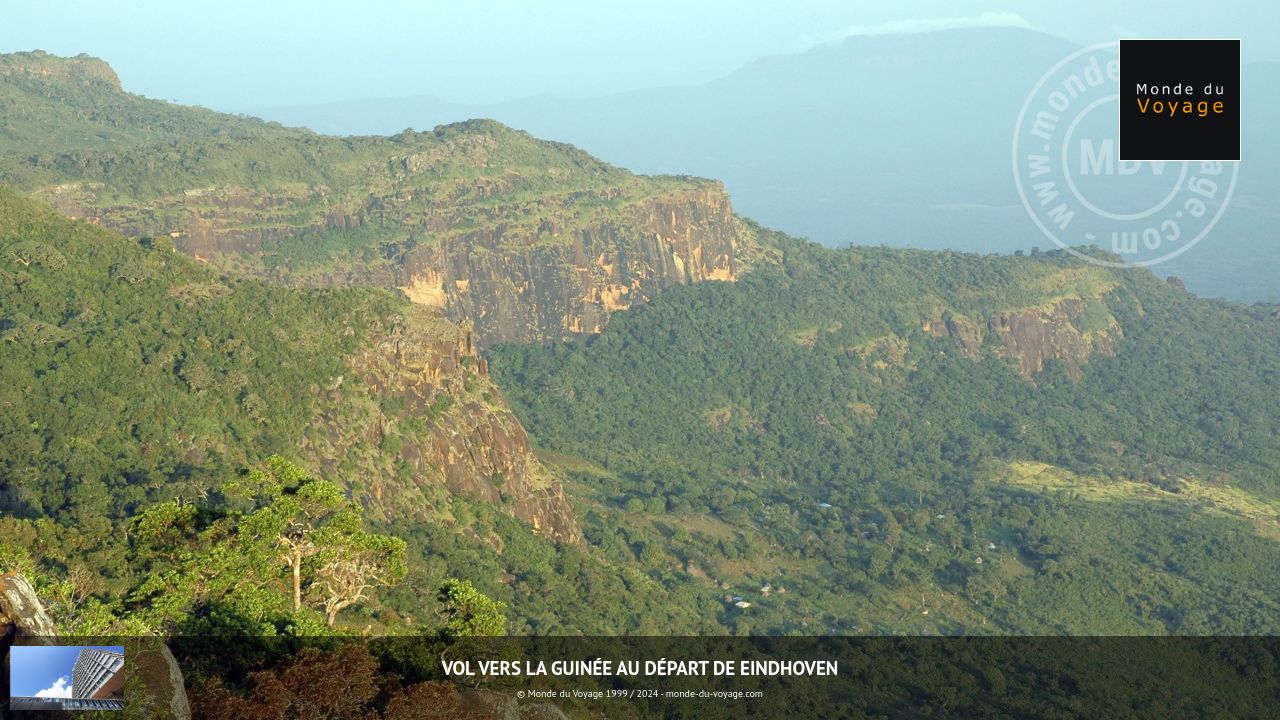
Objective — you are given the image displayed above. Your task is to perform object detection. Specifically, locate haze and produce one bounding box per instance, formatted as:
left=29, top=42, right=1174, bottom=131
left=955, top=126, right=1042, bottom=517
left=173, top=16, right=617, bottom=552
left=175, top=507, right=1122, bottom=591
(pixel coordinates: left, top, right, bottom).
left=1, top=1, right=1276, bottom=109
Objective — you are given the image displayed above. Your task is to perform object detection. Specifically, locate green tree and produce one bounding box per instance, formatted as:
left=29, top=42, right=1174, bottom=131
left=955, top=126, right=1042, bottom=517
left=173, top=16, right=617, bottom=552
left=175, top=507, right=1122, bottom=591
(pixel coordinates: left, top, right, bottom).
left=125, top=457, right=408, bottom=632
left=312, top=516, right=407, bottom=627
left=230, top=455, right=408, bottom=627
left=238, top=456, right=349, bottom=613
left=436, top=578, right=507, bottom=639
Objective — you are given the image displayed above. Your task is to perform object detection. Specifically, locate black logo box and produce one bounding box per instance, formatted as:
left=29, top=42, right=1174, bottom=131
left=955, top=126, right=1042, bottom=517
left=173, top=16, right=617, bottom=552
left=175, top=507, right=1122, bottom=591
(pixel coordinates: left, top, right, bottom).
left=1119, top=39, right=1241, bottom=161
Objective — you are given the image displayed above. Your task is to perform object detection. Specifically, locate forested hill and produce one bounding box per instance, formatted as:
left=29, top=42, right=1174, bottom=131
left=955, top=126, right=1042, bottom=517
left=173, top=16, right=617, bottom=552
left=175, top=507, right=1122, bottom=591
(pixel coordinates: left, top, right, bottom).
left=0, top=182, right=578, bottom=535
left=491, top=226, right=1280, bottom=634
left=0, top=50, right=749, bottom=347
left=0, top=185, right=738, bottom=635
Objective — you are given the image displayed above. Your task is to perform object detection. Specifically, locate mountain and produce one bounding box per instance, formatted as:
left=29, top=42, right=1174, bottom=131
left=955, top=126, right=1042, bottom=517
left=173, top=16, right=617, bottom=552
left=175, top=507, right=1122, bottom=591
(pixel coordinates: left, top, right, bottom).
left=491, top=225, right=1280, bottom=634
left=4, top=44, right=1279, bottom=639
left=257, top=28, right=1280, bottom=303
left=0, top=185, right=740, bottom=634
left=0, top=51, right=749, bottom=348
left=261, top=28, right=1074, bottom=238
left=4, top=174, right=1278, bottom=637
left=0, top=180, right=583, bottom=538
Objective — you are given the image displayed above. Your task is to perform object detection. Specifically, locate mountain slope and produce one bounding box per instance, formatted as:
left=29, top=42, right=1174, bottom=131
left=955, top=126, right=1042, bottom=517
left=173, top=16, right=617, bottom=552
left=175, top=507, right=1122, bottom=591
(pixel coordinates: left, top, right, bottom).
left=0, top=51, right=748, bottom=347
left=0, top=184, right=754, bottom=633
left=490, top=227, right=1280, bottom=634
left=0, top=183, right=578, bottom=540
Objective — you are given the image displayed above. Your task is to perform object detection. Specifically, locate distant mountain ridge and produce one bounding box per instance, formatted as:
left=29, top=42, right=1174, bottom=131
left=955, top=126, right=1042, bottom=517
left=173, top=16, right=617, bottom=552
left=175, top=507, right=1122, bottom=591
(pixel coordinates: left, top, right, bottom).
left=254, top=28, right=1279, bottom=303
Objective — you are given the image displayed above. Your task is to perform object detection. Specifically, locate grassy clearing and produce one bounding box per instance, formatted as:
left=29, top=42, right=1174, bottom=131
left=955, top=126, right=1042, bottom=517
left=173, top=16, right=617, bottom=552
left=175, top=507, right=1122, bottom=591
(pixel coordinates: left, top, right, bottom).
left=1003, top=461, right=1280, bottom=541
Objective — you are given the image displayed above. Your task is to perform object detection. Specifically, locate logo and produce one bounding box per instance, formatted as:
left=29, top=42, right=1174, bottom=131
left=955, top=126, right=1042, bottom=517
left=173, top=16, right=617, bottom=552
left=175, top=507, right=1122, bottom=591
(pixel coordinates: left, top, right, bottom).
left=1012, top=42, right=1238, bottom=268
left=1119, top=39, right=1240, bottom=161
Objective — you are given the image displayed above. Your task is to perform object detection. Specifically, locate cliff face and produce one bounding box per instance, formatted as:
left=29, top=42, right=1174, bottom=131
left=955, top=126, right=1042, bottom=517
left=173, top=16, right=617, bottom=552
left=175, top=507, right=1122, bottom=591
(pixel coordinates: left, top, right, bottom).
left=301, top=306, right=582, bottom=544
left=0, top=50, right=121, bottom=89
left=924, top=295, right=1122, bottom=379
left=41, top=176, right=742, bottom=348
left=400, top=184, right=739, bottom=345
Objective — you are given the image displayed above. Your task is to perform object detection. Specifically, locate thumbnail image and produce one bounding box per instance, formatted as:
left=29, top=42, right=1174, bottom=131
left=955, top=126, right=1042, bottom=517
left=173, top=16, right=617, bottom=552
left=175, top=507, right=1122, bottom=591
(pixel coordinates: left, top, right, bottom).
left=8, top=646, right=125, bottom=712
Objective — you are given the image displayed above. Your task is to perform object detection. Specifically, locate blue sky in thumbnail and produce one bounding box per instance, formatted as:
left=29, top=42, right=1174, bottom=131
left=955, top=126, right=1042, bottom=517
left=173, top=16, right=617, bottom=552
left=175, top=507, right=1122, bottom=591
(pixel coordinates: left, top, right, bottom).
left=8, top=646, right=124, bottom=698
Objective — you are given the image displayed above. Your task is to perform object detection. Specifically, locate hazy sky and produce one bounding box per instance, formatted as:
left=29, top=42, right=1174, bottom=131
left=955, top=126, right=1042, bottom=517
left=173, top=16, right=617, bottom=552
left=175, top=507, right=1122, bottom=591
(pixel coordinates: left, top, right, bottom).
left=2, top=1, right=1275, bottom=109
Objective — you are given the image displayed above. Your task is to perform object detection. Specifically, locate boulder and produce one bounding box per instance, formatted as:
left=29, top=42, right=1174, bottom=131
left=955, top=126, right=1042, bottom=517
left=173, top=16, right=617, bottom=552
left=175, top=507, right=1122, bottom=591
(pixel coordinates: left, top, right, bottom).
left=0, top=572, right=57, bottom=637
left=131, top=639, right=192, bottom=720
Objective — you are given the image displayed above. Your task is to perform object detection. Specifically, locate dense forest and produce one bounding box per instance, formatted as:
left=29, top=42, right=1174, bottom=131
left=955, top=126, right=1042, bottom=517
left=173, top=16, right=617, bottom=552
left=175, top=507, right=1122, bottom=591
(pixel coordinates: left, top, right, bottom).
left=4, top=182, right=1280, bottom=639
left=490, top=226, right=1280, bottom=634
left=0, top=186, right=724, bottom=637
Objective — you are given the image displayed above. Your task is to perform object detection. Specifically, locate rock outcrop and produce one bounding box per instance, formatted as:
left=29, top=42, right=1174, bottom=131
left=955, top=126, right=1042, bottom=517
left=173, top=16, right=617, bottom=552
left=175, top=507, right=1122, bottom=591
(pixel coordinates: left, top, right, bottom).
left=302, top=306, right=582, bottom=544
left=401, top=183, right=740, bottom=345
left=0, top=573, right=56, bottom=639
left=0, top=50, right=121, bottom=89
left=987, top=298, right=1121, bottom=378
left=924, top=295, right=1122, bottom=379
left=130, top=640, right=192, bottom=720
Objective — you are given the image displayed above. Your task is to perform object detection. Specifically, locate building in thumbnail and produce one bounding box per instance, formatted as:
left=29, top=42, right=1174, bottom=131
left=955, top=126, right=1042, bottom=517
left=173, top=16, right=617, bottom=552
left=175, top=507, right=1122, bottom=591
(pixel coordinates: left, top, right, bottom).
left=9, top=696, right=125, bottom=711
left=71, top=647, right=125, bottom=699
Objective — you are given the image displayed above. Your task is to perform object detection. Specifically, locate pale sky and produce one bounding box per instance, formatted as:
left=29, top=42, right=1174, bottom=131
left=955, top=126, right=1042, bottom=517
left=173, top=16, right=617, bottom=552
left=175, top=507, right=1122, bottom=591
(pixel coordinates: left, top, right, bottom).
left=1, top=1, right=1274, bottom=110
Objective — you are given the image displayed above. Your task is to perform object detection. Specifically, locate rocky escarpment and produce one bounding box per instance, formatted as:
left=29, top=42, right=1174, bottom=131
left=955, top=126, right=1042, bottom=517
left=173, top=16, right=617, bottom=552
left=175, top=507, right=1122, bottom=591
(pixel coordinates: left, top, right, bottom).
left=399, top=183, right=739, bottom=345
left=0, top=50, right=121, bottom=89
left=924, top=295, right=1123, bottom=379
left=301, top=305, right=582, bottom=544
left=6, top=54, right=750, bottom=348
left=41, top=173, right=742, bottom=349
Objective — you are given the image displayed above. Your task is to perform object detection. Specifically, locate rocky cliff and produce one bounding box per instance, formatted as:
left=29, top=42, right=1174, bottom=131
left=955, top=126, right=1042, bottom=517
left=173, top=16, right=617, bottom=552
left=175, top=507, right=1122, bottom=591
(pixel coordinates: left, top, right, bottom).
left=1, top=54, right=748, bottom=348
left=302, top=305, right=582, bottom=544
left=398, top=182, right=740, bottom=345
left=923, top=294, right=1123, bottom=379
left=37, top=148, right=744, bottom=348
left=0, top=50, right=121, bottom=89
left=0, top=183, right=581, bottom=551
